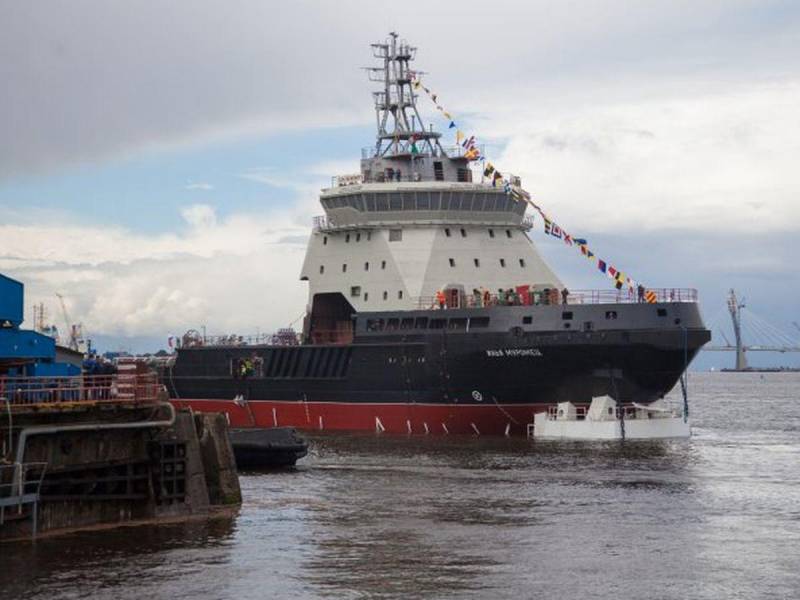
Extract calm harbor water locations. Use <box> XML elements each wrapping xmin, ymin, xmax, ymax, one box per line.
<box><xmin>2</xmin><ymin>372</ymin><xmax>799</xmax><ymax>599</ymax></box>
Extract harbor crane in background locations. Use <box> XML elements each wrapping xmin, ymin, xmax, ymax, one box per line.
<box><xmin>55</xmin><ymin>292</ymin><xmax>86</xmax><ymax>352</ymax></box>
<box><xmin>705</xmin><ymin>289</ymin><xmax>800</xmax><ymax>370</ymax></box>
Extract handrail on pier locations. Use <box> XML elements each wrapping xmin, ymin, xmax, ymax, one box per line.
<box><xmin>0</xmin><ymin>374</ymin><xmax>162</xmax><ymax>409</ymax></box>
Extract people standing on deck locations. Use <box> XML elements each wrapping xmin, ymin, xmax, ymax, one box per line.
<box><xmin>637</xmin><ymin>284</ymin><xmax>645</xmax><ymax>303</ymax></box>
<box><xmin>561</xmin><ymin>287</ymin><xmax>570</xmax><ymax>305</ymax></box>
<box><xmin>472</xmin><ymin>288</ymin><xmax>482</xmax><ymax>307</ymax></box>
<box><xmin>436</xmin><ymin>289</ymin><xmax>446</xmax><ymax>310</ymax></box>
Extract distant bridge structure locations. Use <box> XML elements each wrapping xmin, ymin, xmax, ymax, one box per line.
<box><xmin>704</xmin><ymin>289</ymin><xmax>800</xmax><ymax>370</ymax></box>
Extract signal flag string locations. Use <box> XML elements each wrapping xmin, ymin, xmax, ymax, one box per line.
<box><xmin>411</xmin><ymin>72</ymin><xmax>646</xmax><ymax>295</ymax></box>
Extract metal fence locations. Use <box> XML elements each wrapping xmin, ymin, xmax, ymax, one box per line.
<box><xmin>415</xmin><ymin>288</ymin><xmax>698</xmax><ymax>310</ymax></box>
<box><xmin>0</xmin><ymin>462</ymin><xmax>47</xmax><ymax>536</ymax></box>
<box><xmin>0</xmin><ymin>374</ymin><xmax>162</xmax><ymax>408</ymax></box>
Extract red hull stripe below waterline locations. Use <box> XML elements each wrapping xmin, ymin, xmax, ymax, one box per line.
<box><xmin>170</xmin><ymin>399</ymin><xmax>547</xmax><ymax>436</ymax></box>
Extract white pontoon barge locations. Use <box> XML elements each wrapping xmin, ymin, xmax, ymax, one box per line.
<box><xmin>529</xmin><ymin>396</ymin><xmax>690</xmax><ymax>441</ymax></box>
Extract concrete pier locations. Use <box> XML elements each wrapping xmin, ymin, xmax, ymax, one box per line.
<box><xmin>0</xmin><ymin>395</ymin><xmax>241</xmax><ymax>542</ymax></box>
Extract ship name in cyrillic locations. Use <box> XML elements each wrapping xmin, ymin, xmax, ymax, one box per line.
<box><xmin>486</xmin><ymin>348</ymin><xmax>543</xmax><ymax>358</ymax></box>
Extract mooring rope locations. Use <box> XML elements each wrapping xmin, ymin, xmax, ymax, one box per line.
<box><xmin>610</xmin><ymin>373</ymin><xmax>625</xmax><ymax>441</ymax></box>
<box><xmin>681</xmin><ymin>326</ymin><xmax>689</xmax><ymax>423</ymax></box>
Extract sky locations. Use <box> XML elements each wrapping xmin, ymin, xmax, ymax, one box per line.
<box><xmin>1</xmin><ymin>0</ymin><xmax>799</xmax><ymax>369</ymax></box>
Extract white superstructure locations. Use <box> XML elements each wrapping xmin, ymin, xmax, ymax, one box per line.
<box><xmin>298</xmin><ymin>32</ymin><xmax>563</xmax><ymax>343</ymax></box>
<box><xmin>300</xmin><ymin>182</ymin><xmax>562</xmax><ymax>312</ymax></box>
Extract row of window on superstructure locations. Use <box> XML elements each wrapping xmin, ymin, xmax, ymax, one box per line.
<box><xmin>318</xmin><ymin>257</ymin><xmax>527</xmax><ymax>275</ymax></box>
<box><xmin>365</xmin><ymin>315</ymin><xmax>490</xmax><ymax>333</ymax></box>
<box><xmin>322</xmin><ymin>227</ymin><xmax>514</xmax><ymax>246</ymax></box>
<box><xmin>449</xmin><ymin>258</ymin><xmax>527</xmax><ymax>268</ymax></box>
<box><xmin>319</xmin><ymin>260</ymin><xmax>387</xmax><ymax>275</ymax></box>
<box><xmin>347</xmin><ymin>287</ymin><xmax>402</xmax><ymax>302</ymax></box>
<box><xmin>322</xmin><ymin>191</ymin><xmax>525</xmax><ymax>214</ymax></box>
<box><xmin>444</xmin><ymin>227</ymin><xmax>513</xmax><ymax>239</ymax></box>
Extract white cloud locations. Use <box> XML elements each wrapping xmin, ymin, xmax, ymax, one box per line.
<box><xmin>479</xmin><ymin>81</ymin><xmax>800</xmax><ymax>234</ymax></box>
<box><xmin>184</xmin><ymin>182</ymin><xmax>214</xmax><ymax>191</ymax></box>
<box><xmin>179</xmin><ymin>204</ymin><xmax>218</xmax><ymax>229</ymax></box>
<box><xmin>0</xmin><ymin>205</ymin><xmax>312</xmax><ymax>339</ymax></box>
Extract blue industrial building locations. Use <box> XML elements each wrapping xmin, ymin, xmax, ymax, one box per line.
<box><xmin>0</xmin><ymin>273</ymin><xmax>80</xmax><ymax>377</ymax></box>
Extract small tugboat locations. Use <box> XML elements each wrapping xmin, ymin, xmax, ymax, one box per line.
<box><xmin>530</xmin><ymin>396</ymin><xmax>690</xmax><ymax>440</ymax></box>
<box><xmin>228</xmin><ymin>427</ymin><xmax>309</xmax><ymax>468</ymax></box>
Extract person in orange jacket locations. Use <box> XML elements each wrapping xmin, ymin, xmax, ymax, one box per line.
<box><xmin>435</xmin><ymin>289</ymin><xmax>446</xmax><ymax>309</ymax></box>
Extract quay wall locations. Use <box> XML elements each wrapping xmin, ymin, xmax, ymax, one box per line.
<box><xmin>0</xmin><ymin>404</ymin><xmax>241</xmax><ymax>541</ymax></box>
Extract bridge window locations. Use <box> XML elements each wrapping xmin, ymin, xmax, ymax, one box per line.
<box><xmin>389</xmin><ymin>229</ymin><xmax>402</xmax><ymax>242</ymax></box>
<box><xmin>401</xmin><ymin>318</ymin><xmax>414</xmax><ymax>330</ymax></box>
<box><xmin>365</xmin><ymin>194</ymin><xmax>376</xmax><ymax>211</ymax></box>
<box><xmin>376</xmin><ymin>195</ymin><xmax>389</xmax><ymax>211</ymax></box>
<box><xmin>386</xmin><ymin>318</ymin><xmax>400</xmax><ymax>331</ymax></box>
<box><xmin>389</xmin><ymin>193</ymin><xmax>402</xmax><ymax>211</ymax></box>
<box><xmin>414</xmin><ymin>317</ymin><xmax>429</xmax><ymax>329</ymax></box>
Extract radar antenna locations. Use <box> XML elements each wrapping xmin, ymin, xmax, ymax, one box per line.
<box><xmin>364</xmin><ymin>32</ymin><xmax>443</xmax><ymax>158</ymax></box>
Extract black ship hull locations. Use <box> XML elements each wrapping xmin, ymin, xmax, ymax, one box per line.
<box><xmin>165</xmin><ymin>303</ymin><xmax>710</xmax><ymax>436</ymax></box>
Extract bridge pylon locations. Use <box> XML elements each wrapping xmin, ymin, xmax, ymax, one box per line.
<box><xmin>727</xmin><ymin>289</ymin><xmax>747</xmax><ymax>370</ymax></box>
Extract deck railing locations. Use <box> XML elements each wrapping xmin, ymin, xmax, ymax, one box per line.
<box><xmin>414</xmin><ymin>288</ymin><xmax>698</xmax><ymax>310</ymax></box>
<box><xmin>0</xmin><ymin>373</ymin><xmax>162</xmax><ymax>408</ymax></box>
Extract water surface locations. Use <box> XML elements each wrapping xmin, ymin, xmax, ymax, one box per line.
<box><xmin>3</xmin><ymin>372</ymin><xmax>799</xmax><ymax>599</ymax></box>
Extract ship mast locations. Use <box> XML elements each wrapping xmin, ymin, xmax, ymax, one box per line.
<box><xmin>365</xmin><ymin>32</ymin><xmax>443</xmax><ymax>159</ymax></box>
